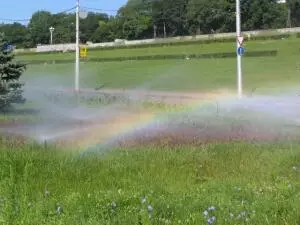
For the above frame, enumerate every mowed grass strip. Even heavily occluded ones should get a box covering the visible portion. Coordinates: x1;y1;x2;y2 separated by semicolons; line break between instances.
22;55;300;94
18;37;300;94
15;37;298;62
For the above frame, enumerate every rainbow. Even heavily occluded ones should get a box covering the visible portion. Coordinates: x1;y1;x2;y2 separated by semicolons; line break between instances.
70;90;236;153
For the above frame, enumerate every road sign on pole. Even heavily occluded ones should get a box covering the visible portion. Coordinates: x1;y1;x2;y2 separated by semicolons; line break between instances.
2;43;13;52
236;0;243;98
80;45;87;58
237;36;244;46
79;10;88;19
237;47;244;56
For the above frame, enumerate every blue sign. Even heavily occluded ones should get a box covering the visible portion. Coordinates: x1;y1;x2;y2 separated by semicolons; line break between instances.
237;47;245;56
2;43;13;52
7;44;13;50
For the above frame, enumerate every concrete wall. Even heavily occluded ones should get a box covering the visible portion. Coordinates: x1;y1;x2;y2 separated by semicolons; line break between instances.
14;47;36;54
36;43;76;53
15;27;300;53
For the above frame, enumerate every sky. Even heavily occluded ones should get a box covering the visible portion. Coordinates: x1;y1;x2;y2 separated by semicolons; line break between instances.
0;0;127;24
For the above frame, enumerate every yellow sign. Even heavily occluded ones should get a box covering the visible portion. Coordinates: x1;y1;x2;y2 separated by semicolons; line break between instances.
80;45;87;58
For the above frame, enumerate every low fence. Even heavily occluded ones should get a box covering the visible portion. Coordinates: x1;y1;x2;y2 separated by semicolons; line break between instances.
13;27;300;54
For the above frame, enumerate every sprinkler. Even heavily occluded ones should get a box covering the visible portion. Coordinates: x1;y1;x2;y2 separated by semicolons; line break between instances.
95;84;106;90
44;140;47;149
215;100;221;117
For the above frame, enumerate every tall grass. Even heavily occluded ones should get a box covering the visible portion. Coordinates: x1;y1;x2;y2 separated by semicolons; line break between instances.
0;139;300;224
2;33;300;225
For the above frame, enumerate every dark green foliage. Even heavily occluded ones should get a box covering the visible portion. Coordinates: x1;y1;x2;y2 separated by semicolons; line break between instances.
0;23;30;48
90;19;120;43
241;0;287;30
0;34;26;109
287;0;300;27
27;11;53;46
0;0;293;48
80;12;110;43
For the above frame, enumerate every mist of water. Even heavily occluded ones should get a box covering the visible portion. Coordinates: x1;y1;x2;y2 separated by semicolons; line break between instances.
4;63;300;150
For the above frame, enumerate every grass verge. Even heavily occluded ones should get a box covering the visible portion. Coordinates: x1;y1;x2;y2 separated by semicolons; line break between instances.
0;140;300;224
20;37;300;94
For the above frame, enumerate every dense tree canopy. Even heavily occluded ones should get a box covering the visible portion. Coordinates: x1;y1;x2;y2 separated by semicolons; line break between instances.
0;0;297;48
0;34;26;109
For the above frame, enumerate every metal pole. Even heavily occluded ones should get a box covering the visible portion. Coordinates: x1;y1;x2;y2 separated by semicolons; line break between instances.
50;31;53;44
236;0;242;98
49;27;54;45
75;0;80;92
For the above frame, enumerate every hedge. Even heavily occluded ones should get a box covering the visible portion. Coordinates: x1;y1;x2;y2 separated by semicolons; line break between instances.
16;33;289;56
20;50;278;65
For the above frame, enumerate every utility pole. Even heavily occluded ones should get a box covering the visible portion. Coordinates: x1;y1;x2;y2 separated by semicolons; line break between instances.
49;27;54;44
287;4;291;28
75;0;80;92
236;0;243;98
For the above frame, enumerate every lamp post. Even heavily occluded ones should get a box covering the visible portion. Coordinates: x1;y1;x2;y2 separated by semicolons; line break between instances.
49;26;55;45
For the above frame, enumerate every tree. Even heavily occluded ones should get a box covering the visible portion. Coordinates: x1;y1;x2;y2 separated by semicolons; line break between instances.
0;23;29;48
27;11;53;46
51;13;76;44
0;34;26;109
148;0;189;37
241;0;285;30
117;4;153;40
90;17;124;42
287;0;300;26
187;0;204;35
80;12;109;43
0;0;290;48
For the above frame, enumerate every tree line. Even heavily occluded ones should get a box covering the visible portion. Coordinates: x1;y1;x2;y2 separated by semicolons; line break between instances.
0;0;300;48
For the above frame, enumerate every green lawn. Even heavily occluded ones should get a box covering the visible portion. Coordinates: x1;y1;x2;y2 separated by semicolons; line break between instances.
0;141;300;224
16;42;238;61
21;55;299;94
16;38;290;61
18;37;300;94
1;37;300;225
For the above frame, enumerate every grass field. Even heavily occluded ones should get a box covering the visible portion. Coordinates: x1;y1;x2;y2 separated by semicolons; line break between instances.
1;141;300;224
19;37;300;94
1;36;300;224
14;37;294;61
16;41;239;61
